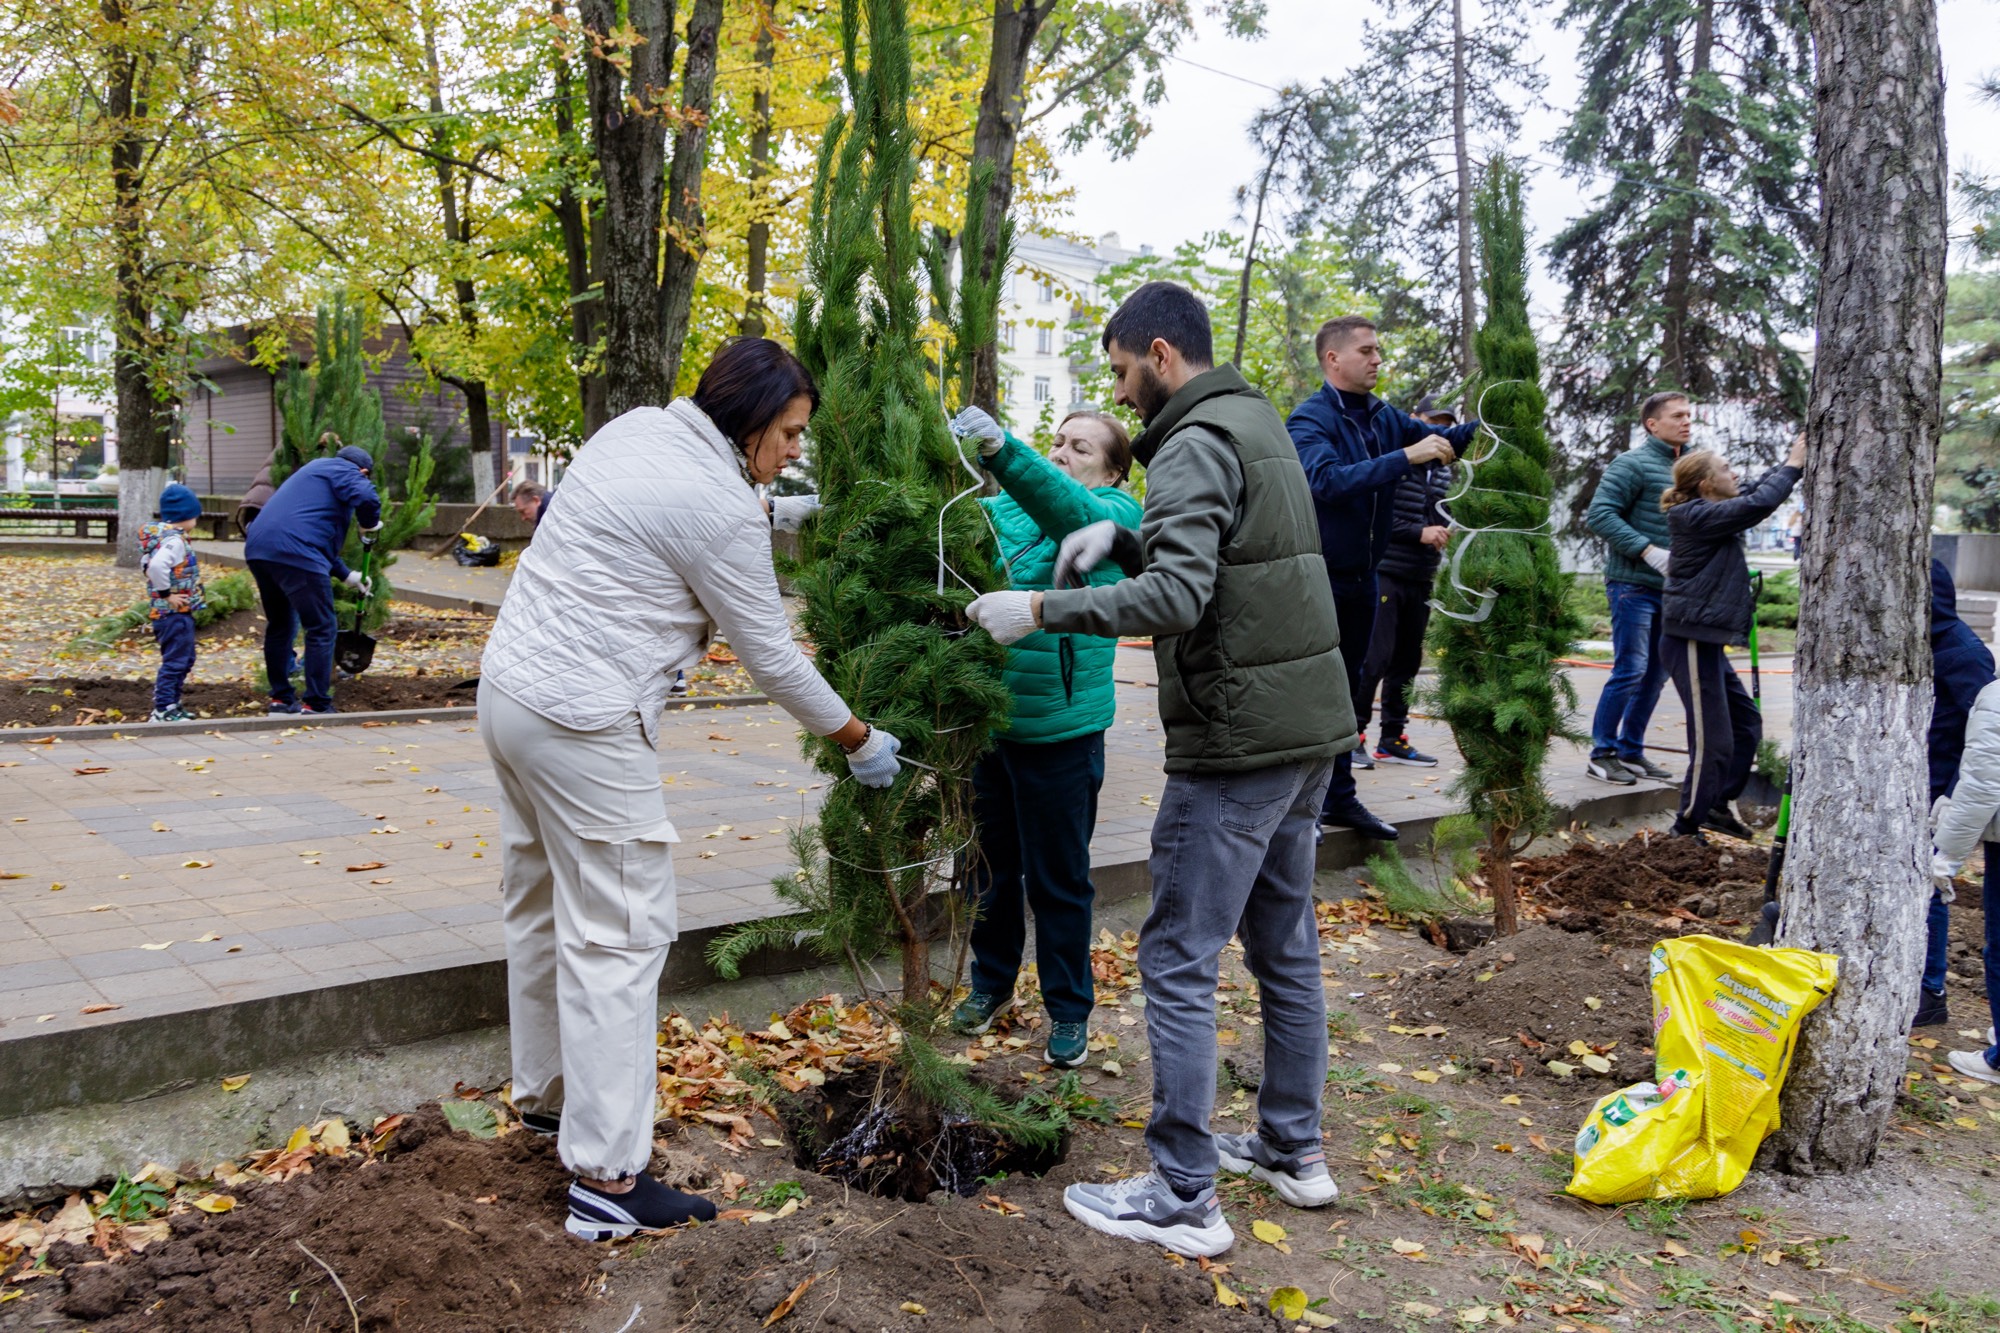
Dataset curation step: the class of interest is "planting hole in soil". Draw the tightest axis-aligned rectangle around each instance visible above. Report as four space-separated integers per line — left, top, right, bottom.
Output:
775 1070 1069 1202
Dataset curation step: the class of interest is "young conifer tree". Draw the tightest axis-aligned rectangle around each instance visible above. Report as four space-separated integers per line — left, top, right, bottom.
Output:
710 0 1010 1037
1429 158 1582 935
272 298 437 633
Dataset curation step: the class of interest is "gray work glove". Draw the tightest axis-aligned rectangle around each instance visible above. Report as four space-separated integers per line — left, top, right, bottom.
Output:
845 725 902 788
344 570 373 598
1052 519 1145 589
770 494 824 534
950 406 1006 458
1932 849 1961 903
966 591 1039 645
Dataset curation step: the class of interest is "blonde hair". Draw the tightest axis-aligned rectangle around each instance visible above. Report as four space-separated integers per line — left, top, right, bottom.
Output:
1660 451 1727 511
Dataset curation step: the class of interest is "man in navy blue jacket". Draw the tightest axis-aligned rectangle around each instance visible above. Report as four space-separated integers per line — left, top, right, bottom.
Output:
1921 558 1997 1026
245 445 384 714
1288 317 1481 839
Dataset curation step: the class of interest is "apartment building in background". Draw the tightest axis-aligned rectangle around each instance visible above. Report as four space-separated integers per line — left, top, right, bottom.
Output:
996 231 1148 431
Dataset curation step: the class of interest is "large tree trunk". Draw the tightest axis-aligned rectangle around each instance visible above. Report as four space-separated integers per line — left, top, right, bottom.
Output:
424 17 495 495
1658 0 1715 393
965 0 1053 414
657 0 723 393
549 7 608 436
1451 0 1476 380
741 7 778 339
106 0 168 568
1767 0 1947 1175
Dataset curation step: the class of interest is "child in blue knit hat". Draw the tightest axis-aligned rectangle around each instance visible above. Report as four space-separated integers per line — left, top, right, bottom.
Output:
140 484 206 722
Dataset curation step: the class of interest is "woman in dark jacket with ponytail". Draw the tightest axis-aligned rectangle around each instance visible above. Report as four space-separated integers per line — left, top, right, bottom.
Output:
1658 434 1806 840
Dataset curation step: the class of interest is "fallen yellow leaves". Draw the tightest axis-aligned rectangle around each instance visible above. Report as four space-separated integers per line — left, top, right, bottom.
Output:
1211 1274 1244 1307
1250 1218 1290 1253
221 1074 251 1092
190 1193 235 1214
1391 1237 1427 1257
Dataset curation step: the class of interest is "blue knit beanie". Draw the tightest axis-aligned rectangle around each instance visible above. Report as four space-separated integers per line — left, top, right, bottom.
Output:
336 445 376 472
157 483 201 523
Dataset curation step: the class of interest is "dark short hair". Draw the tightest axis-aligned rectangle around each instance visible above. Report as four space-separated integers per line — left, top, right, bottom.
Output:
1314 316 1377 361
1640 391 1690 430
512 480 547 500
1101 281 1213 367
692 338 820 447
1057 410 1135 484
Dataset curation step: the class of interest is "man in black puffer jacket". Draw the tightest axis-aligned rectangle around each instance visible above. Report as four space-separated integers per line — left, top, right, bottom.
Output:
1659 434 1806 840
1356 397 1457 766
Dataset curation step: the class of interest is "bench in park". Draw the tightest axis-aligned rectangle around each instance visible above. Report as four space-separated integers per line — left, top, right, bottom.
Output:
1 507 235 544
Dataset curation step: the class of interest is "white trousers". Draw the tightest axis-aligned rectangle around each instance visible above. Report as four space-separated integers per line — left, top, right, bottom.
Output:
478 680 681 1179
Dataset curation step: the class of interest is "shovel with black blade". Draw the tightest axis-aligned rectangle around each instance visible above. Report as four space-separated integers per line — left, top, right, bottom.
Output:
334 546 378 676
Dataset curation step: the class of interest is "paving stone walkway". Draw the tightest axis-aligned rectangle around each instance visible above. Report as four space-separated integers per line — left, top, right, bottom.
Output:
0 649 1793 1048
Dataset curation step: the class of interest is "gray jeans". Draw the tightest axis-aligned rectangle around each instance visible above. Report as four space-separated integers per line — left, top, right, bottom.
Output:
1140 759 1334 1192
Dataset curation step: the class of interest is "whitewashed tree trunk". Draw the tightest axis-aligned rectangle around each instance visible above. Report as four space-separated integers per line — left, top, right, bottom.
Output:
115 466 168 567
1769 0 1948 1174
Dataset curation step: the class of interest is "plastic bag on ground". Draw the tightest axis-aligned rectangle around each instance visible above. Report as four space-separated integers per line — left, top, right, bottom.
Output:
1567 933 1838 1205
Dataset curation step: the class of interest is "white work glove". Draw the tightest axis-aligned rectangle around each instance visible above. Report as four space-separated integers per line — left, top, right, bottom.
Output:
844 725 902 788
344 570 373 597
966 591 1039 644
950 406 1006 458
770 494 823 534
1053 519 1119 591
1642 545 1670 574
1932 850 1961 903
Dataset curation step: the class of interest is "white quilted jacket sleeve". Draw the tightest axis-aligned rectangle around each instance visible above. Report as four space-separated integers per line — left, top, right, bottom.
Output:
1935 680 2000 864
681 517 849 735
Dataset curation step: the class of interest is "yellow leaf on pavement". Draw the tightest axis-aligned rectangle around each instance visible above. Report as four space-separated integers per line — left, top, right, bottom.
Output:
182 859 213 869
220 1074 250 1092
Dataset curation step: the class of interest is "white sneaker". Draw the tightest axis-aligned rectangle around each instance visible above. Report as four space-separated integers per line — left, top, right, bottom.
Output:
1215 1131 1340 1207
1948 1049 2000 1086
1062 1170 1234 1258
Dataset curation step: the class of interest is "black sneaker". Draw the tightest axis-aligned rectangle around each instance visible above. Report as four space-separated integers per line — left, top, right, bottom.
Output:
520 1111 561 1137
1624 755 1674 781
1701 805 1755 841
567 1174 718 1240
301 703 339 715
1586 754 1636 786
1913 989 1950 1028
267 697 301 715
1350 738 1375 770
1374 735 1438 767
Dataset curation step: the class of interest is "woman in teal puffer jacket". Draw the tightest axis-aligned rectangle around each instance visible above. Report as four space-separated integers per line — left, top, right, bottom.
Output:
948 406 1143 1069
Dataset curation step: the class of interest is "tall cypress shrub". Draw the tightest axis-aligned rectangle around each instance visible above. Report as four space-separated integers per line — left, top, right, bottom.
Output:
711 0 1010 1035
1429 158 1582 935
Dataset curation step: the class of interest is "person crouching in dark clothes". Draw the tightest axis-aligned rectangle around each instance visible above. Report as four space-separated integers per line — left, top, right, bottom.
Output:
1658 434 1805 841
1919 559 1999 1027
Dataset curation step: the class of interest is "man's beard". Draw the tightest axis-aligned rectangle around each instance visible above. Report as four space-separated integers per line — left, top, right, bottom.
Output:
1132 363 1173 424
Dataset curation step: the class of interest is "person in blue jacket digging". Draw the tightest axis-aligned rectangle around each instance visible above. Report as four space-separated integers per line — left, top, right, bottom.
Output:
244 444 383 714
944 405 1142 1071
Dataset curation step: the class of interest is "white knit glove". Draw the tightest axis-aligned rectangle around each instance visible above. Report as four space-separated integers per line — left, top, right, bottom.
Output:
1642 545 1670 574
845 726 902 789
344 570 373 597
966 591 1039 644
1933 850 1961 903
1053 519 1119 590
770 494 823 534
951 406 1006 458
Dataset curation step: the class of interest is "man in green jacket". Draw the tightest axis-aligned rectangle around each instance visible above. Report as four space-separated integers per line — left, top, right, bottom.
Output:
966 282 1353 1257
1582 391 1689 786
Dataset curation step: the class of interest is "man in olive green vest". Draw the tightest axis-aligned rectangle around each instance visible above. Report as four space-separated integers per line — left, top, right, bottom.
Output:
967 282 1355 1257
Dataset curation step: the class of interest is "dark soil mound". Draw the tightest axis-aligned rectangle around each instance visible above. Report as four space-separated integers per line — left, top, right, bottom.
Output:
1518 830 1762 928
1396 924 1658 1078
54 1107 595 1331
0 674 477 727
633 1187 1240 1332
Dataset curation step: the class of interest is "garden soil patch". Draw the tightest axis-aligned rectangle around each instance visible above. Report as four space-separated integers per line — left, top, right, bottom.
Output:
1515 828 1758 922
43 1106 595 1332
0 672 478 727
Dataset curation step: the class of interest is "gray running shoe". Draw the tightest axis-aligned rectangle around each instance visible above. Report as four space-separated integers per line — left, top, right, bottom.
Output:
1586 754 1637 786
1624 754 1675 781
1214 1132 1340 1208
1062 1170 1234 1257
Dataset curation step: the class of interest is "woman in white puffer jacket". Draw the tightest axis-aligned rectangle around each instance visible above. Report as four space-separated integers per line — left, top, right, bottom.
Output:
1932 678 2000 1087
479 338 901 1239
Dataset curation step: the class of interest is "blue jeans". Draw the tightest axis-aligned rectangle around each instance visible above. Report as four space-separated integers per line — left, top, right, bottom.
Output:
151 611 195 711
1925 889 1950 996
1591 580 1667 760
1140 759 1335 1192
967 733 1105 1024
249 559 337 710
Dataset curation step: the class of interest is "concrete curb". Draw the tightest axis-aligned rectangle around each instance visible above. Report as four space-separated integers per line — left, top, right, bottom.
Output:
0 694 773 745
0 781 1678 1121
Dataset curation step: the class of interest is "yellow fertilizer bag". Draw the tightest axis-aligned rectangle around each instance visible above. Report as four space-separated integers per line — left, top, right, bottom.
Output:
1567 934 1837 1204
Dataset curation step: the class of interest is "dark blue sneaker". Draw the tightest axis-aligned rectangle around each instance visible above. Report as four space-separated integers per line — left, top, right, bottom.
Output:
1374 734 1437 767
566 1174 717 1240
950 990 1013 1036
267 697 301 715
1063 1170 1233 1257
1045 1021 1087 1069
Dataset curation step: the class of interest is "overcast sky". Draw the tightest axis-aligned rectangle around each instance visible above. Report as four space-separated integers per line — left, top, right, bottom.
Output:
1055 0 2000 319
